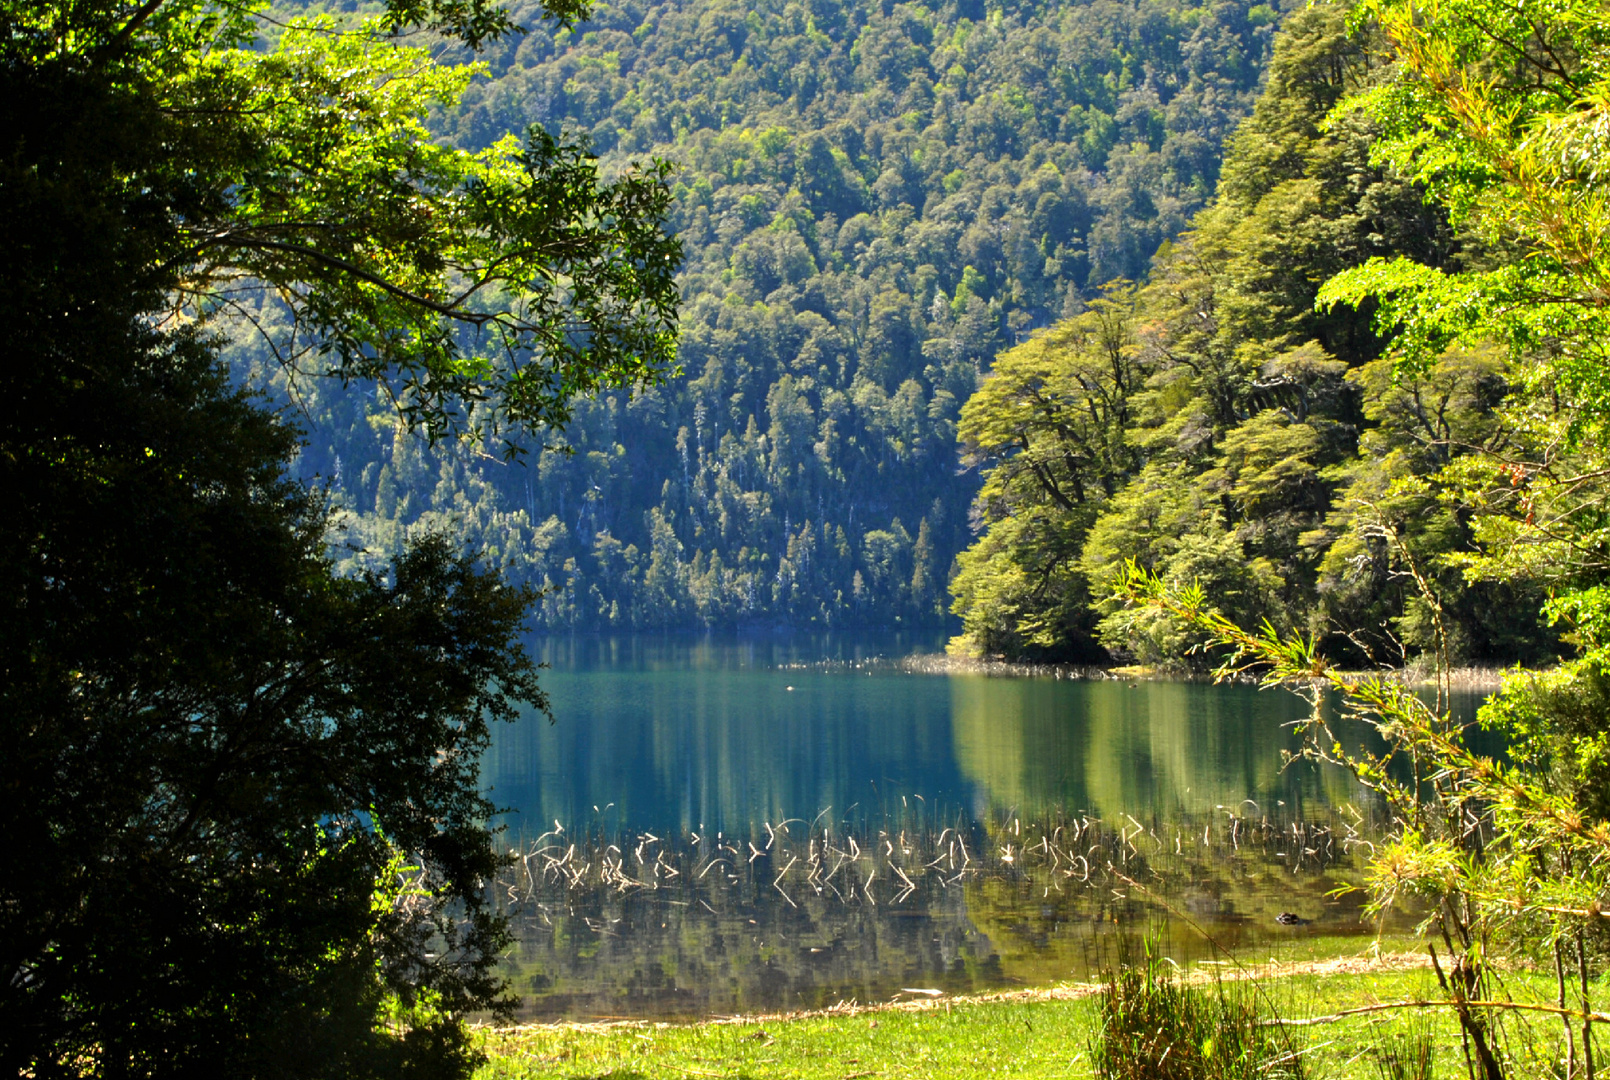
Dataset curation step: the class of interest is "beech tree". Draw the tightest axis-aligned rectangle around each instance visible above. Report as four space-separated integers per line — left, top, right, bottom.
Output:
1128 0 1610 1074
0 0 678 1075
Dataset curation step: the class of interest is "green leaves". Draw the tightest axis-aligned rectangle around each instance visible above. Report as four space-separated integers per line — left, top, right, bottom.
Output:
1318 259 1480 369
158 15 683 451
949 284 1143 658
1322 0 1610 432
0 323 543 1075
1117 565 1610 1075
7 0 681 453
946 1 1566 669
0 0 677 1073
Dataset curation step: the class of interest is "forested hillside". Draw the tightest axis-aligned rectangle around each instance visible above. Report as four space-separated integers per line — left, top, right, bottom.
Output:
948 2 1560 664
239 0 1288 629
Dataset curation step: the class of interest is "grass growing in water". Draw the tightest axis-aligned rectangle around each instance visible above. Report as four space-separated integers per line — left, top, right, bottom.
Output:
1090 942 1305 1080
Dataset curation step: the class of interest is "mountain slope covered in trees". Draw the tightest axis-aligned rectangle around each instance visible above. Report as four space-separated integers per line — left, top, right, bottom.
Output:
242 0 1289 629
948 1 1559 665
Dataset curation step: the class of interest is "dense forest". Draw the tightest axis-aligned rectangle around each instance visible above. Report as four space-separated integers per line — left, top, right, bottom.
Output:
261 0 1561 668
949 1 1561 664
242 0 1290 630
14 0 1610 1073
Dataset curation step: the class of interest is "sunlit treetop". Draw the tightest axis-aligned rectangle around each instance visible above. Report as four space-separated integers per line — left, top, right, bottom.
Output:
1318 0 1610 431
3 0 682 451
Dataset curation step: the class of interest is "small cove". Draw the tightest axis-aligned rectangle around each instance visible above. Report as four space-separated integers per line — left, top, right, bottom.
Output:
483 633 1477 1021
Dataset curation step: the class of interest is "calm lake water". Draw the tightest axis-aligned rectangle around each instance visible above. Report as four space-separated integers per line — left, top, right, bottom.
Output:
483 633 1474 1021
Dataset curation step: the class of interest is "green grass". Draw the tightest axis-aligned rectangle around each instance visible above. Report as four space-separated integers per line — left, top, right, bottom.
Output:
480 995 1099 1079
478 963 1593 1079
1089 947 1305 1080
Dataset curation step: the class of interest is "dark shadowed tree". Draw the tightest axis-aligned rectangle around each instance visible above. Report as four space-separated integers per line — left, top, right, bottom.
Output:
0 0 679 1075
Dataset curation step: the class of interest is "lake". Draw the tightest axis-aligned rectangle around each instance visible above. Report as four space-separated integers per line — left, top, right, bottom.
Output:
483 633 1463 1021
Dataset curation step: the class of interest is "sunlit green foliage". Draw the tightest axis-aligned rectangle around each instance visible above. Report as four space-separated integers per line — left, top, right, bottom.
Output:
950 1 1556 666
1120 559 1610 1078
1310 4 1610 1050
253 0 1292 629
949 285 1142 657
10 0 679 443
1 0 677 1074
1108 0 1610 1070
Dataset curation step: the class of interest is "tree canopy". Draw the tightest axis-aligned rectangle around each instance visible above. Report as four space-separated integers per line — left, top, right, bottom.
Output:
948 0 1560 667
1111 0 1610 1071
226 0 1292 631
3 0 679 441
0 0 679 1075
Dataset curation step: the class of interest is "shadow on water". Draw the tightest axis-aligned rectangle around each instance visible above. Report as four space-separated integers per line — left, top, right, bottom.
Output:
482 633 1488 1021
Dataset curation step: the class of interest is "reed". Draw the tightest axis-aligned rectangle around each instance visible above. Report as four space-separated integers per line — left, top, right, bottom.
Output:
492 802 1373 912
1090 939 1307 1080
1369 1018 1435 1080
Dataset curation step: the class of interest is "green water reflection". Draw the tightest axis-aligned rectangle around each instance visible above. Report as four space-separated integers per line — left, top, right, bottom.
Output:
485 636 1373 836
948 677 1364 820
486 636 1472 1021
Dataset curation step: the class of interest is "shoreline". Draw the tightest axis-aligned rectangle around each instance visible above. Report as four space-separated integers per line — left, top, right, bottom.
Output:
902 652 1521 691
471 950 1551 1080
479 950 1433 1036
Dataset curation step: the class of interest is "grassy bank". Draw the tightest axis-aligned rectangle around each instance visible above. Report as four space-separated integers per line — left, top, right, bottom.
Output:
477 952 1588 1078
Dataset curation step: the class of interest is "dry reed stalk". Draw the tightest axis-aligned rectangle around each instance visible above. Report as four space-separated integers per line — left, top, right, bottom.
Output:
491 802 1374 935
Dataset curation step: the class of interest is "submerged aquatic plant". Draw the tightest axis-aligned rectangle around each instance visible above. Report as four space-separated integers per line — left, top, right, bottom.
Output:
495 803 1362 910
489 805 1387 1021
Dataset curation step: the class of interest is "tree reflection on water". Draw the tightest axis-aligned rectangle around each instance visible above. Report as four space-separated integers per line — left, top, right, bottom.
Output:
494 804 1393 1021
483 636 1471 1020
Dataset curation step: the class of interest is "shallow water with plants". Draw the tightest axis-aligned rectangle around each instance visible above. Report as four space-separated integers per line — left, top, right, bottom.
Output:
483 634 1475 1021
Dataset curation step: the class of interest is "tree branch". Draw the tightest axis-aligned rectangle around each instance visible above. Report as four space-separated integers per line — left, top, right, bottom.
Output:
99 0 170 61
1274 998 1610 1027
187 235 498 325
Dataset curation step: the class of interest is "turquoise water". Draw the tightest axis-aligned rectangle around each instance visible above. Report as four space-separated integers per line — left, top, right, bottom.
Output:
482 634 1476 1020
485 633 1356 837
